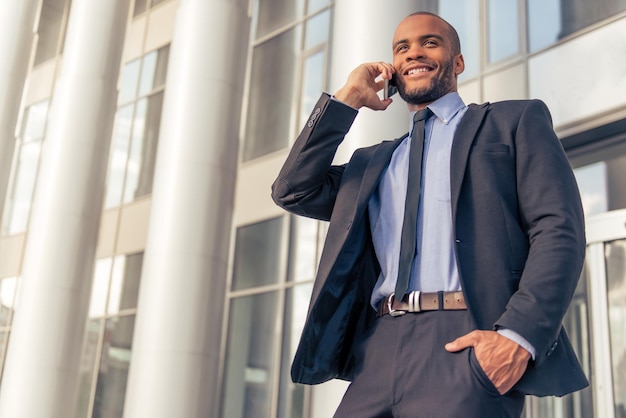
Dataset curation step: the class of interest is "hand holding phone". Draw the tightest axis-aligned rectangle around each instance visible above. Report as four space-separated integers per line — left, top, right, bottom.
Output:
384 75 398 100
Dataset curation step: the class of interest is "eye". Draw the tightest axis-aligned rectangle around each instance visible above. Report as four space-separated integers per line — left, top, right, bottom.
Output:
395 44 409 53
424 39 438 47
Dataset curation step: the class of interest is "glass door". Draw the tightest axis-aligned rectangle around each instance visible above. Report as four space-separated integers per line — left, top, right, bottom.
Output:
585 209 626 418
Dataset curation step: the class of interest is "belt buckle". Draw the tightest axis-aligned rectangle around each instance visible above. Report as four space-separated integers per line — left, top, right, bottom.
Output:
387 293 406 317
408 291 421 312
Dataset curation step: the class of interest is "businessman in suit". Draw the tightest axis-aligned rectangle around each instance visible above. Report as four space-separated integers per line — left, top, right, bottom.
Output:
272 12 587 418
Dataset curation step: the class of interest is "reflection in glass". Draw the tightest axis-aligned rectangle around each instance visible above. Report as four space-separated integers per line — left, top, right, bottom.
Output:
92 315 135 418
2 101 49 235
487 0 519 63
75 319 102 418
574 162 608 217
440 0 480 80
90 259 113 318
304 9 330 49
299 51 325 132
104 105 134 209
222 292 280 418
572 143 626 216
307 0 330 14
34 0 68 65
123 92 163 203
0 278 17 328
244 28 300 161
118 60 141 105
108 254 143 314
527 0 561 52
278 284 312 418
256 0 303 39
232 217 286 291
288 216 318 282
605 239 626 418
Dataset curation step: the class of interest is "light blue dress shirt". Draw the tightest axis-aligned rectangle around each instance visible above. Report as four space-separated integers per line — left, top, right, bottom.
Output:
369 92 467 307
366 92 536 358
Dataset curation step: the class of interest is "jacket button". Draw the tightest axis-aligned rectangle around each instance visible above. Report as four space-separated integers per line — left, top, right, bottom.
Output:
455 239 461 243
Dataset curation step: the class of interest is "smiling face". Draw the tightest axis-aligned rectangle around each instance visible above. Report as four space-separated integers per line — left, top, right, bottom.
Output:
392 13 465 110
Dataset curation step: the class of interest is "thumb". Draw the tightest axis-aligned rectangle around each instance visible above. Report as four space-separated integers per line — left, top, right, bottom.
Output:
444 332 476 353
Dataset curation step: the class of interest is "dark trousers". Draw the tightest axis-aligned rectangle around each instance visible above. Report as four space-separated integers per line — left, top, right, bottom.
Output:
334 310 525 418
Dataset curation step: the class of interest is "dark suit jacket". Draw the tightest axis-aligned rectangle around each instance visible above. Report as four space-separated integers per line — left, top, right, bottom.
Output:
271 93 588 396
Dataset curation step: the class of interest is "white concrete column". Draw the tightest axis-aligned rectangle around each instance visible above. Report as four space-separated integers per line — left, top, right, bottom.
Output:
0 1 38 220
331 0 435 163
123 1 250 417
0 1 129 417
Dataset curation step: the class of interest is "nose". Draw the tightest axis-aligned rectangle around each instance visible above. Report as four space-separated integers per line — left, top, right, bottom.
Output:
406 44 426 61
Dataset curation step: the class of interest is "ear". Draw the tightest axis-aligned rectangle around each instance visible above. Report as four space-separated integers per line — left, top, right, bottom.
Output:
454 54 465 76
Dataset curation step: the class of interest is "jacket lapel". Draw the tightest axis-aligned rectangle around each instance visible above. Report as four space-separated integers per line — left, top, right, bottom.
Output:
450 103 489 221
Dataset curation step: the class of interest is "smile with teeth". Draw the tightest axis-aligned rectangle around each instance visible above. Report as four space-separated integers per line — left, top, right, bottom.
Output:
406 67 432 75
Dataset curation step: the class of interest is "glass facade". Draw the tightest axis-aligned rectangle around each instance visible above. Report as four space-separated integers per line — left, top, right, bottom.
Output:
1 100 49 235
75 254 143 418
222 216 318 418
104 46 169 209
34 0 70 66
243 1 331 162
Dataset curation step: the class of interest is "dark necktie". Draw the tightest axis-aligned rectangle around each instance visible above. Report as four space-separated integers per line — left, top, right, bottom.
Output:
395 108 432 297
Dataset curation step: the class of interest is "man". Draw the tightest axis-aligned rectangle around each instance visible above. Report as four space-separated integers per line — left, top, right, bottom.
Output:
271 12 588 418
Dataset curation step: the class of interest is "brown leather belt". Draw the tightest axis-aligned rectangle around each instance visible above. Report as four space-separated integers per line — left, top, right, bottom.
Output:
377 291 467 317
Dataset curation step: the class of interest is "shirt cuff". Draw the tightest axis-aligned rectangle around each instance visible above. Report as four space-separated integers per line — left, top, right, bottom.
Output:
497 328 537 360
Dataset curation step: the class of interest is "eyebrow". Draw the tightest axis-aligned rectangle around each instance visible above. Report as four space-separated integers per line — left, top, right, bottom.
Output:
393 33 446 50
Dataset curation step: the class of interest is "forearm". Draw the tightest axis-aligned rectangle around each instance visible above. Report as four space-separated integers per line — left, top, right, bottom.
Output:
271 93 357 220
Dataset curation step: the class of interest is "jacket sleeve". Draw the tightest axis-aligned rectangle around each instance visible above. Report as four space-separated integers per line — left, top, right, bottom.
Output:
494 100 586 366
271 93 358 221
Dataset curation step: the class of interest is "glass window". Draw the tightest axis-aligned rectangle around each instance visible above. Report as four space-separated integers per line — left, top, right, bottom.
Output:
108 254 143 314
231 217 287 291
2 101 49 235
256 0 304 38
288 217 319 282
106 47 169 208
75 319 102 418
92 315 135 418
104 105 134 209
304 9 330 49
572 140 626 217
133 0 148 16
118 59 141 105
123 92 163 203
34 0 69 65
487 0 520 63
89 259 113 318
278 284 313 418
221 291 281 418
606 239 626 417
244 28 300 161
223 216 318 417
439 0 480 80
76 253 143 417
306 0 330 14
299 51 325 129
527 0 562 52
0 277 18 328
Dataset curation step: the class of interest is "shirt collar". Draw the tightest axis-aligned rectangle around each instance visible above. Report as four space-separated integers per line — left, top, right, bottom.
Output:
408 92 466 132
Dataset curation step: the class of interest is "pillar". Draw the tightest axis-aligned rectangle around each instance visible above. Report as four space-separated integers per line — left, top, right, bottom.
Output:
0 1 129 417
122 0 250 417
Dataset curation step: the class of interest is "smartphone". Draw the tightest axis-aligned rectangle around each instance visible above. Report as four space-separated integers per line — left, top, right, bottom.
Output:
384 74 398 99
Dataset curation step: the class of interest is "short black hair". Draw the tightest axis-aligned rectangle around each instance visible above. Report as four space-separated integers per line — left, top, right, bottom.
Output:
407 12 461 55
